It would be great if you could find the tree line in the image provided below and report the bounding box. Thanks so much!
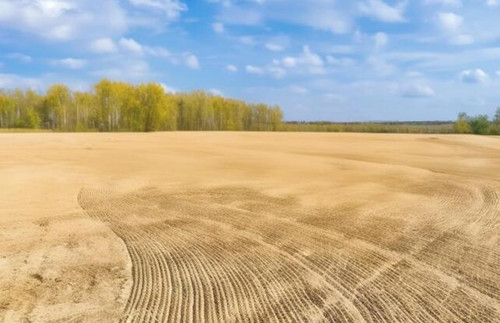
[2,79,500,135]
[0,79,283,132]
[283,121,456,134]
[453,109,500,135]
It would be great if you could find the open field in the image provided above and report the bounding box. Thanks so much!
[1,132,499,322]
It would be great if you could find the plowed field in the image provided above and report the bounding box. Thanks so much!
[1,133,499,322]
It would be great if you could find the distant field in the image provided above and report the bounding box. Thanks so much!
[1,132,499,322]
[282,121,456,133]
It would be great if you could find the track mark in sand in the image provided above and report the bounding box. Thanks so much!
[78,186,500,323]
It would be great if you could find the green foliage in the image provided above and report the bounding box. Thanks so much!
[283,122,455,134]
[453,112,493,135]
[468,115,490,135]
[1,80,497,135]
[0,79,283,132]
[453,120,472,134]
[454,113,472,134]
[494,107,500,125]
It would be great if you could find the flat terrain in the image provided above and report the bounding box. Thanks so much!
[1,132,499,322]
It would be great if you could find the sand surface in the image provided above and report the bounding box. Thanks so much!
[1,132,499,322]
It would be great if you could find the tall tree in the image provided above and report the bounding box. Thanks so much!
[44,85,72,130]
[0,79,284,132]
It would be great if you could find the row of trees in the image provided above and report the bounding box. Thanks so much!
[0,79,283,132]
[454,109,500,135]
[2,79,499,135]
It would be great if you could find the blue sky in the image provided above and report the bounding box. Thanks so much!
[0,0,499,121]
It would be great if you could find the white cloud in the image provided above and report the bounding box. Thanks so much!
[144,47,171,57]
[119,38,143,53]
[209,88,224,96]
[90,38,117,53]
[401,83,435,98]
[226,64,238,72]
[0,73,44,89]
[460,69,489,83]
[128,0,187,20]
[52,58,87,69]
[367,56,397,76]
[268,66,287,79]
[185,54,199,69]
[282,57,297,68]
[326,56,356,68]
[239,36,257,46]
[300,46,324,70]
[246,65,264,74]
[373,32,389,50]
[450,34,474,45]
[6,53,32,63]
[265,43,284,51]
[216,2,352,34]
[91,59,151,80]
[160,83,178,93]
[486,0,498,6]
[262,46,326,77]
[0,0,127,41]
[424,0,462,6]
[359,0,406,23]
[438,12,463,31]
[212,22,225,33]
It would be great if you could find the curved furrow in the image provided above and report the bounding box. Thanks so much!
[154,192,366,319]
[154,222,305,322]
[78,186,500,323]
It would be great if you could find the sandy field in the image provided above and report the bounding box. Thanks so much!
[0,132,499,322]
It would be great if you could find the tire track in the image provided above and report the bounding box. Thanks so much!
[78,185,500,322]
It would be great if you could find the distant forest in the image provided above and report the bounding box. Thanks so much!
[0,79,283,132]
[1,79,499,134]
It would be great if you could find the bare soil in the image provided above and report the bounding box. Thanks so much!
[1,132,499,322]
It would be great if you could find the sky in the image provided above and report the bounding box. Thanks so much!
[0,0,499,121]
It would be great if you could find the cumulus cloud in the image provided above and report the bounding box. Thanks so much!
[185,54,200,69]
[436,12,475,45]
[265,43,284,51]
[438,12,463,31]
[52,58,87,69]
[450,34,474,45]
[91,59,151,80]
[424,0,462,6]
[159,83,180,93]
[373,32,389,50]
[0,0,127,41]
[226,64,238,72]
[246,65,264,74]
[359,0,406,22]
[209,88,224,96]
[128,0,187,19]
[0,73,44,89]
[401,83,436,98]
[247,45,326,78]
[282,57,297,68]
[119,38,143,53]
[279,46,325,74]
[460,69,489,83]
[212,22,225,33]
[90,38,117,53]
[216,1,352,34]
[268,66,287,79]
[6,53,32,63]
